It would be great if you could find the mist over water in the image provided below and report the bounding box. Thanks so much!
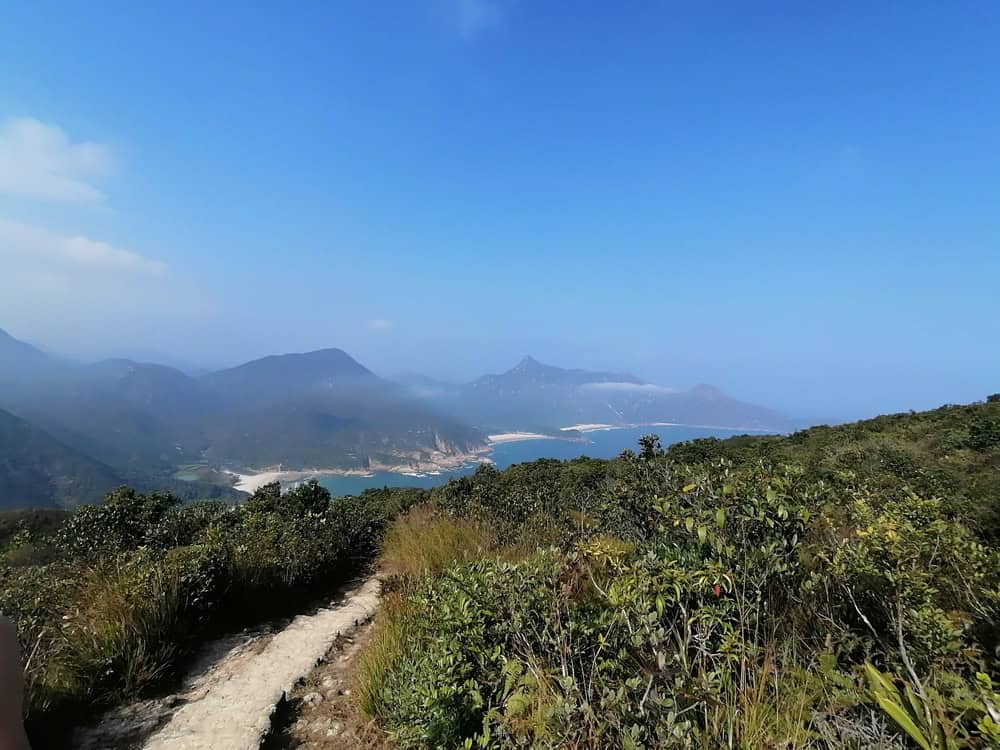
[317,425,748,496]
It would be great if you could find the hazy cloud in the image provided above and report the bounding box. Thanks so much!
[0,216,213,358]
[367,318,395,332]
[0,218,166,276]
[580,382,679,394]
[440,0,503,39]
[0,117,113,202]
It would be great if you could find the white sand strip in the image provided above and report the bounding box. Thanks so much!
[232,470,309,493]
[487,432,550,443]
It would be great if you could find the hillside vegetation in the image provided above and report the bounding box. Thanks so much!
[0,408,122,507]
[0,406,242,510]
[2,397,998,748]
[0,481,420,746]
[358,397,1000,748]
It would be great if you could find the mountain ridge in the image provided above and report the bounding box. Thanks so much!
[0,332,788,508]
[201,348,375,404]
[0,332,489,501]
[471,355,646,390]
[401,355,788,434]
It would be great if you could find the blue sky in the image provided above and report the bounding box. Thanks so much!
[0,1,997,420]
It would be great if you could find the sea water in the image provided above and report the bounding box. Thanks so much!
[317,425,749,496]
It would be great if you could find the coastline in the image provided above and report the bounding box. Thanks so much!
[562,420,773,434]
[230,422,776,492]
[229,446,493,493]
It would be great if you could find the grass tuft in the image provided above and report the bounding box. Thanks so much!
[378,504,496,580]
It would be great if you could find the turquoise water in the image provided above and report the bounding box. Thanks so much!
[317,425,748,496]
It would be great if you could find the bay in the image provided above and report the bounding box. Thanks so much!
[317,424,749,496]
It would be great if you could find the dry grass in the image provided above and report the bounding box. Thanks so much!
[358,505,497,723]
[378,504,496,580]
[24,561,187,716]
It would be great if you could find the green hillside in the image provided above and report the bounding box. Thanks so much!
[3,397,998,747]
[0,408,123,508]
[360,396,1000,748]
[1,328,487,482]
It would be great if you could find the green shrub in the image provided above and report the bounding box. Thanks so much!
[807,494,1000,670]
[360,409,1000,748]
[2,480,417,740]
[56,487,177,560]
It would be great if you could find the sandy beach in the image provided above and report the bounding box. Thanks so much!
[487,432,551,444]
[229,446,493,493]
[230,422,772,493]
[231,469,330,493]
[561,421,686,432]
[560,423,614,432]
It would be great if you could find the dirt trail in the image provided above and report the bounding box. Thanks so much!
[262,617,388,749]
[75,577,380,750]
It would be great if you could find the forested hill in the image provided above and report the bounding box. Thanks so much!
[0,328,487,505]
[200,348,484,468]
[0,407,122,508]
[0,407,243,510]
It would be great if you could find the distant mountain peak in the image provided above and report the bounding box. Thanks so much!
[481,356,645,388]
[199,346,380,407]
[208,347,374,379]
[512,355,542,371]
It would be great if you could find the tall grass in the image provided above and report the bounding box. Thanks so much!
[20,557,186,728]
[356,590,415,719]
[378,504,496,580]
[61,562,184,701]
[357,505,498,723]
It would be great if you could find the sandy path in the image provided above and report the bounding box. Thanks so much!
[76,578,381,750]
[140,577,380,750]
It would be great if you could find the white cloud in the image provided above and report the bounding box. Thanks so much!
[0,117,113,202]
[0,217,209,353]
[367,318,395,332]
[441,0,503,39]
[581,382,678,394]
[0,119,210,352]
[0,218,166,275]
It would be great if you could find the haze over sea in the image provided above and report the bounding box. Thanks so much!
[317,425,745,496]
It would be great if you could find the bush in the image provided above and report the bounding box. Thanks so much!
[1,480,417,740]
[359,409,1000,748]
[56,487,177,560]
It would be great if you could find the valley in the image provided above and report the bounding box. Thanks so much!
[0,328,789,509]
